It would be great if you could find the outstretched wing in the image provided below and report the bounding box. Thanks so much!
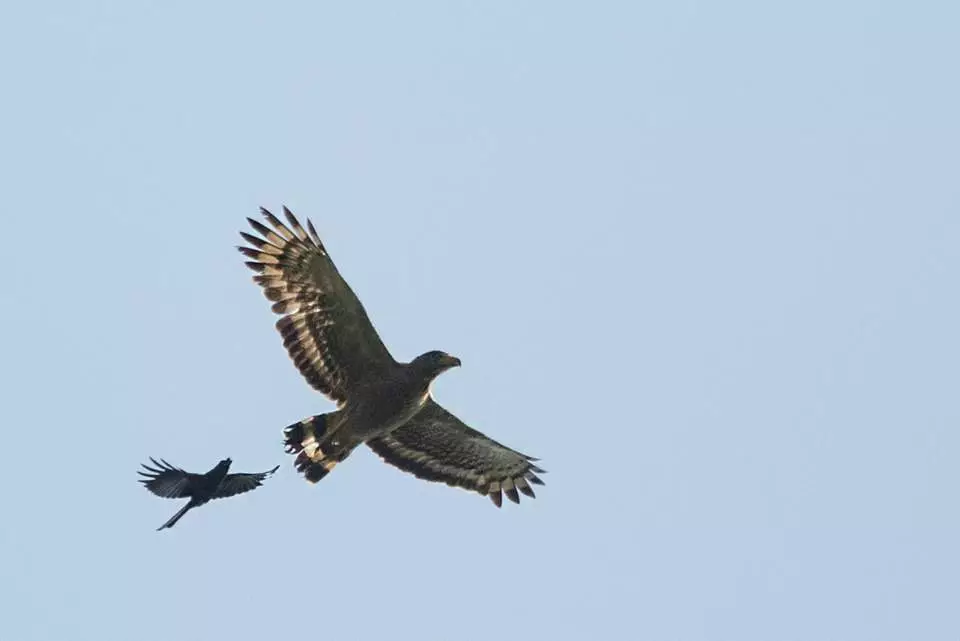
[239,207,397,403]
[366,399,546,507]
[138,458,199,499]
[214,465,280,499]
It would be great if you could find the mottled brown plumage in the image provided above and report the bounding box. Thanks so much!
[239,207,545,506]
[366,399,545,507]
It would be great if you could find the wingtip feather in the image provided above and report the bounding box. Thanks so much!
[261,208,295,240]
[516,478,536,498]
[526,472,545,486]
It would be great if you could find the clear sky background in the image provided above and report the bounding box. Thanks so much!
[1,2,958,640]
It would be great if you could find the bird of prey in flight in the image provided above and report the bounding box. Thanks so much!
[138,458,279,530]
[238,207,545,507]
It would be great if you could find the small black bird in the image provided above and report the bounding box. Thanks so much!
[138,457,279,530]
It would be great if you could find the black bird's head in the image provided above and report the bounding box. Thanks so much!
[215,458,233,472]
[412,350,462,379]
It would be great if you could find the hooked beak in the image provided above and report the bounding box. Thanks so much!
[443,355,462,369]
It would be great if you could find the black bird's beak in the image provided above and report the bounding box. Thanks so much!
[445,355,462,369]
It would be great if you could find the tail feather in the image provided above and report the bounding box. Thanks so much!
[294,450,339,483]
[283,414,329,454]
[157,502,193,530]
[283,413,349,483]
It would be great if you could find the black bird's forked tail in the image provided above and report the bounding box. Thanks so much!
[283,413,351,483]
[157,502,193,530]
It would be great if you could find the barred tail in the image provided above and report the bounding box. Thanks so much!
[283,413,349,483]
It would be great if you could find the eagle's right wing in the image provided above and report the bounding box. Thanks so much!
[239,207,397,404]
[366,399,546,507]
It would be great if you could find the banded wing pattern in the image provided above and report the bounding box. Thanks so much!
[367,399,546,507]
[238,207,396,403]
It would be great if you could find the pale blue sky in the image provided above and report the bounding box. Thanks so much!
[2,1,959,639]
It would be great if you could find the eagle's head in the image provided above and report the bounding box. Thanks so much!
[412,350,462,379]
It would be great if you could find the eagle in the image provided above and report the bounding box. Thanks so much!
[238,207,545,507]
[138,458,279,530]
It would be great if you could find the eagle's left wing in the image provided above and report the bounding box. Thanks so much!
[214,466,280,499]
[366,399,545,507]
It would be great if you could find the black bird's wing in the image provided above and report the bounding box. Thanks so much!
[366,399,546,507]
[214,465,280,499]
[239,207,397,404]
[138,458,200,499]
